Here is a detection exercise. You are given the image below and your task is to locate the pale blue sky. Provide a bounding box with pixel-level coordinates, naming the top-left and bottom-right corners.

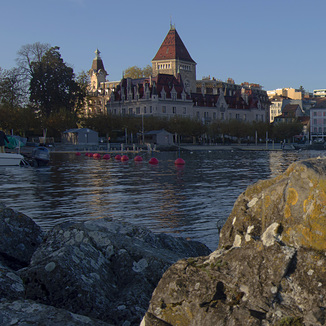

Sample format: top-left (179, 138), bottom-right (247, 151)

top-left (1, 0), bottom-right (325, 92)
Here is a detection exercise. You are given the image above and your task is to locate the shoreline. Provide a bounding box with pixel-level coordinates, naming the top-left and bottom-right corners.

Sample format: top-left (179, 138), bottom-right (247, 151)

top-left (16, 143), bottom-right (295, 155)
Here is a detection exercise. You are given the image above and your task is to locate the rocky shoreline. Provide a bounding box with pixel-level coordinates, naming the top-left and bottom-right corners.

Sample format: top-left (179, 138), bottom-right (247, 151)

top-left (0, 205), bottom-right (210, 325)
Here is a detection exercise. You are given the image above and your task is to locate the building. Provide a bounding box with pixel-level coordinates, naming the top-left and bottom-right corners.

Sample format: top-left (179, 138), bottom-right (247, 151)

top-left (269, 96), bottom-right (283, 123)
top-left (313, 89), bottom-right (326, 97)
top-left (267, 88), bottom-right (303, 100)
top-left (151, 25), bottom-right (197, 94)
top-left (142, 129), bottom-right (174, 146)
top-left (62, 128), bottom-right (99, 145)
top-left (107, 25), bottom-right (269, 124)
top-left (274, 104), bottom-right (304, 123)
top-left (85, 49), bottom-right (119, 116)
top-left (310, 98), bottom-right (326, 141)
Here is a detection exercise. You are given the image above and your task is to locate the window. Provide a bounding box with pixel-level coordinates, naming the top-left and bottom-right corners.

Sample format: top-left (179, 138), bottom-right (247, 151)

top-left (183, 107), bottom-right (187, 114)
top-left (236, 114), bottom-right (240, 120)
top-left (221, 112), bottom-right (224, 120)
top-left (136, 107), bottom-right (140, 114)
top-left (150, 106), bottom-right (152, 113)
top-left (196, 111), bottom-right (200, 118)
top-left (173, 107), bottom-right (176, 114)
top-left (213, 112), bottom-right (216, 119)
top-left (129, 108), bottom-right (133, 114)
top-left (162, 106), bottom-right (166, 113)
top-left (122, 108), bottom-right (126, 115)
top-left (144, 107), bottom-right (147, 114)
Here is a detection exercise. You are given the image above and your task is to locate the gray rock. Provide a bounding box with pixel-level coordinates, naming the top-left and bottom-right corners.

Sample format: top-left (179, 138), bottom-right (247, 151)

top-left (142, 157), bottom-right (326, 325)
top-left (0, 299), bottom-right (114, 325)
top-left (0, 263), bottom-right (25, 301)
top-left (0, 204), bottom-right (43, 269)
top-left (19, 217), bottom-right (210, 325)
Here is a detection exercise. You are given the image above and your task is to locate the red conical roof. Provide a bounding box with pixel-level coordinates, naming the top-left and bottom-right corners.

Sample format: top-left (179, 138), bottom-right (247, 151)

top-left (152, 27), bottom-right (195, 63)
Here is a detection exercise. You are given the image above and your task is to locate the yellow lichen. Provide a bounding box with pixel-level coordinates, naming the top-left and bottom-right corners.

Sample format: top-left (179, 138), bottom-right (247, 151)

top-left (287, 188), bottom-right (299, 206)
top-left (284, 204), bottom-right (292, 219)
top-left (264, 195), bottom-right (271, 208)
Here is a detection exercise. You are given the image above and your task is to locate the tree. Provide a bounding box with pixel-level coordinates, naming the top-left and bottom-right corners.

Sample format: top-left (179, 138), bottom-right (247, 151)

top-left (16, 42), bottom-right (51, 81)
top-left (29, 46), bottom-right (82, 118)
top-left (124, 65), bottom-right (152, 79)
top-left (0, 67), bottom-right (27, 108)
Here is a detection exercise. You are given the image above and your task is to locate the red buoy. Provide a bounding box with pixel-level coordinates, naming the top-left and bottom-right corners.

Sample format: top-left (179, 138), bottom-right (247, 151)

top-left (149, 157), bottom-right (159, 165)
top-left (121, 155), bottom-right (129, 161)
top-left (93, 153), bottom-right (101, 159)
top-left (88, 153), bottom-right (93, 157)
top-left (134, 155), bottom-right (143, 162)
top-left (174, 158), bottom-right (185, 165)
top-left (102, 154), bottom-right (110, 160)
top-left (85, 152), bottom-right (89, 156)
top-left (75, 152), bottom-right (81, 156)
top-left (115, 154), bottom-right (121, 160)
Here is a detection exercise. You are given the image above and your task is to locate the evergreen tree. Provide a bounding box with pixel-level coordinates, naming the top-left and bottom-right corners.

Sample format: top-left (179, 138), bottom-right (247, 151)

top-left (29, 46), bottom-right (82, 118)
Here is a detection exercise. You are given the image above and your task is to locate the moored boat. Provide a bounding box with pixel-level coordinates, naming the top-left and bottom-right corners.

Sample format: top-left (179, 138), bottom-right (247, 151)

top-left (0, 153), bottom-right (24, 166)
top-left (32, 146), bottom-right (50, 166)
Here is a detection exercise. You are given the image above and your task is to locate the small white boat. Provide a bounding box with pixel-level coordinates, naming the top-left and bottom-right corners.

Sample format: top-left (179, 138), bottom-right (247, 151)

top-left (0, 153), bottom-right (24, 166)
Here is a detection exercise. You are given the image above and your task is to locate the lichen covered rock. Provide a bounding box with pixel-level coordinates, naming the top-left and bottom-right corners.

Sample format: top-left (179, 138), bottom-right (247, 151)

top-left (18, 217), bottom-right (210, 325)
top-left (142, 157), bottom-right (326, 325)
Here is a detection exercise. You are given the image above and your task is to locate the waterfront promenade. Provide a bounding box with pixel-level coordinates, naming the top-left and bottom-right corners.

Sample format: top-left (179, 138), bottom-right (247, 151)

top-left (17, 142), bottom-right (292, 156)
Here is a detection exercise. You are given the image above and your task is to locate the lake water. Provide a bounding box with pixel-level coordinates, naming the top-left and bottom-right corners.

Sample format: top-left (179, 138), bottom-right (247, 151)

top-left (0, 149), bottom-right (324, 251)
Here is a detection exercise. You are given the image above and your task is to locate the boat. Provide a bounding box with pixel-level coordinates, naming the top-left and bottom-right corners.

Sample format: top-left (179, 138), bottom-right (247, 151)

top-left (0, 153), bottom-right (24, 166)
top-left (32, 146), bottom-right (50, 166)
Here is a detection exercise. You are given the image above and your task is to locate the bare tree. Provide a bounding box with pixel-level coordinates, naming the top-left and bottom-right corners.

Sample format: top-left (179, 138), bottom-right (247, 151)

top-left (16, 42), bottom-right (51, 79)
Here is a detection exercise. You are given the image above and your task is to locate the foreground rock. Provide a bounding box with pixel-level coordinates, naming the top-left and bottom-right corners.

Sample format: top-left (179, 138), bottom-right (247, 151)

top-left (0, 204), bottom-right (210, 326)
top-left (0, 203), bottom-right (43, 269)
top-left (142, 157), bottom-right (326, 325)
top-left (0, 300), bottom-right (113, 326)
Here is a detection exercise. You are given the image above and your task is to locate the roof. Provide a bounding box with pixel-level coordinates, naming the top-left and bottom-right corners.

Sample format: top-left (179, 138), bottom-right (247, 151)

top-left (152, 27), bottom-right (196, 63)
top-left (313, 98), bottom-right (326, 108)
top-left (111, 74), bottom-right (190, 101)
top-left (90, 49), bottom-right (106, 73)
top-left (144, 129), bottom-right (172, 135)
top-left (63, 128), bottom-right (97, 134)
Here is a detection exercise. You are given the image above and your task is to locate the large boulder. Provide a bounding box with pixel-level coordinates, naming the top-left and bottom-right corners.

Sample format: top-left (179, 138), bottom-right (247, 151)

top-left (0, 204), bottom-right (43, 269)
top-left (142, 157), bottom-right (326, 325)
top-left (19, 217), bottom-right (211, 326)
top-left (0, 300), bottom-right (114, 326)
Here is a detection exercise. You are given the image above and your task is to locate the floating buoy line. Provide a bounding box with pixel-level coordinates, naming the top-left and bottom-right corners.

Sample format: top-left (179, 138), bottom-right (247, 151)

top-left (76, 151), bottom-right (185, 166)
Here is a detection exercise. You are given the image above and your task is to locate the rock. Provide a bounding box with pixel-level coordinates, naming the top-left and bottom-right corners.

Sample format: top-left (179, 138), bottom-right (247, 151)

top-left (0, 299), bottom-right (114, 325)
top-left (0, 203), bottom-right (43, 269)
top-left (142, 158), bottom-right (326, 325)
top-left (18, 217), bottom-right (210, 326)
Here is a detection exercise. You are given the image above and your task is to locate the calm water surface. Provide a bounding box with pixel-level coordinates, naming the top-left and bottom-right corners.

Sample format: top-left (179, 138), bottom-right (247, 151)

top-left (0, 149), bottom-right (323, 250)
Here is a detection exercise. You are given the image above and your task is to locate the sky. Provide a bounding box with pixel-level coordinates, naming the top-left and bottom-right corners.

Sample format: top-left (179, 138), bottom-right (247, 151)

top-left (1, 0), bottom-right (326, 93)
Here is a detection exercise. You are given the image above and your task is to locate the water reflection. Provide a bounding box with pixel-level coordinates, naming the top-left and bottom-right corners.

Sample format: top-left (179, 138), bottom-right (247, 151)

top-left (1, 150), bottom-right (325, 251)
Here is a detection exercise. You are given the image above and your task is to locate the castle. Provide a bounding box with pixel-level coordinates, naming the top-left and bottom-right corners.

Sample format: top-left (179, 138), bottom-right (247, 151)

top-left (86, 25), bottom-right (269, 124)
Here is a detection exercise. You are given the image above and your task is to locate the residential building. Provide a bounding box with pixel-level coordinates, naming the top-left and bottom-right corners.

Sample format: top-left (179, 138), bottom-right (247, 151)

top-left (310, 98), bottom-right (326, 141)
top-left (313, 89), bottom-right (326, 97)
top-left (268, 88), bottom-right (303, 100)
top-left (269, 96), bottom-right (283, 122)
top-left (274, 104), bottom-right (304, 123)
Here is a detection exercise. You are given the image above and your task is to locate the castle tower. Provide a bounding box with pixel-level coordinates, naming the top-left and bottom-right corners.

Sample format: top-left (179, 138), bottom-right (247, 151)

top-left (151, 25), bottom-right (196, 94)
top-left (89, 49), bottom-right (108, 91)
